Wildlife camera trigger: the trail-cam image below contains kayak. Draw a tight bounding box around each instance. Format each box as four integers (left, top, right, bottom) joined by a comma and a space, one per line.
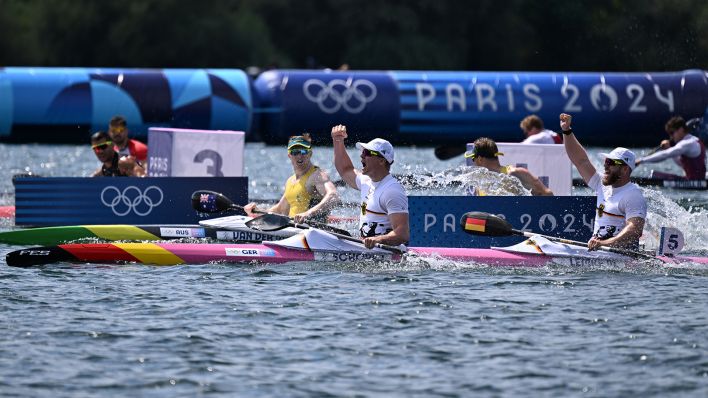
7, 229, 708, 268
0, 216, 298, 245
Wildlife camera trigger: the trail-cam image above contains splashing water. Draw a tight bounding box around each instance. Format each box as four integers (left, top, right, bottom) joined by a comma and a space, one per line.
399, 165, 530, 196
642, 188, 708, 252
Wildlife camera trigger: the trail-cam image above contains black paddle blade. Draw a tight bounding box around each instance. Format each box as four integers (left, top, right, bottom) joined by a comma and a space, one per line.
434, 145, 467, 160
191, 190, 232, 213
460, 211, 515, 237
245, 213, 293, 231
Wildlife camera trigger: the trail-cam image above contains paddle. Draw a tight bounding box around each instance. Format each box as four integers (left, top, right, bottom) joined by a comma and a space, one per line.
191, 190, 352, 237
245, 213, 406, 254
459, 211, 655, 259
434, 145, 467, 160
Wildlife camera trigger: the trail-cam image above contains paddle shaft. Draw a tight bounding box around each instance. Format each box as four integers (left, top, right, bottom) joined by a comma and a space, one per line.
513, 229, 654, 259
227, 203, 352, 236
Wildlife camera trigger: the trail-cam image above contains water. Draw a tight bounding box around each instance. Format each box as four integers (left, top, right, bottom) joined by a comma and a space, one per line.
1, 143, 707, 397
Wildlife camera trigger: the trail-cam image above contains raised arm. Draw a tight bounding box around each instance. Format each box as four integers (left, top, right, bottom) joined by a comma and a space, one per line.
560, 113, 597, 183
331, 124, 360, 188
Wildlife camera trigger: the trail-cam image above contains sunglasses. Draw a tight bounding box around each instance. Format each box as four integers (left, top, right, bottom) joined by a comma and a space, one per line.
91, 141, 113, 152
362, 148, 383, 158
288, 148, 311, 156
604, 158, 626, 167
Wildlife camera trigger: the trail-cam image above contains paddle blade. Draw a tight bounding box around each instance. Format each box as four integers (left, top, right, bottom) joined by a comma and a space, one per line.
191, 190, 232, 213
434, 145, 467, 160
460, 211, 515, 237
245, 213, 294, 231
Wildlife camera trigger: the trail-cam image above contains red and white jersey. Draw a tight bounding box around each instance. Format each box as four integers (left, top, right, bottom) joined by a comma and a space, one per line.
116, 139, 148, 163
521, 129, 561, 144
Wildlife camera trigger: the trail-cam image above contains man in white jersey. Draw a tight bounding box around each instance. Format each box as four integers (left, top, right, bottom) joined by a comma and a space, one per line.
560, 113, 647, 251
520, 114, 562, 144
635, 116, 706, 180
331, 125, 410, 249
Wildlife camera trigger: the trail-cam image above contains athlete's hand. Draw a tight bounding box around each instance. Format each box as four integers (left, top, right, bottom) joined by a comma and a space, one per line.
659, 139, 671, 149
331, 124, 348, 143
363, 236, 377, 249
293, 211, 311, 224
587, 237, 603, 251
559, 113, 572, 131
243, 202, 258, 217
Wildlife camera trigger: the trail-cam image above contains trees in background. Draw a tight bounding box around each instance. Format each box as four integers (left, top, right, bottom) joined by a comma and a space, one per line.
1, 0, 706, 71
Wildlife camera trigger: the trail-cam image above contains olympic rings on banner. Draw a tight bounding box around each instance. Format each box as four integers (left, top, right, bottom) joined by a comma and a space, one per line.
100, 185, 164, 216
303, 78, 377, 114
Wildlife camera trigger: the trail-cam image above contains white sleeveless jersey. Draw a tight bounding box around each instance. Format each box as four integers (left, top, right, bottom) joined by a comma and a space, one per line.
355, 174, 408, 237
587, 173, 647, 239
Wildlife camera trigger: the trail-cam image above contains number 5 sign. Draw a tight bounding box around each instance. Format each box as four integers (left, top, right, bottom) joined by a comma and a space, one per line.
658, 227, 685, 256
147, 128, 245, 177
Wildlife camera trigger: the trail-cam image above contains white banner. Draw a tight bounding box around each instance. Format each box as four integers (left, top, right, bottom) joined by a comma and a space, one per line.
148, 128, 245, 177
466, 143, 572, 196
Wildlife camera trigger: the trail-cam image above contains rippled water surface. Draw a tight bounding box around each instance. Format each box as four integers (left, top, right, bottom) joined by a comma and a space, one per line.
1, 143, 707, 397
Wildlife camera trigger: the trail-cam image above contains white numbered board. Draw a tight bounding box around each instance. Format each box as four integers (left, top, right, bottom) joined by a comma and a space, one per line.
466, 142, 572, 196
148, 128, 245, 177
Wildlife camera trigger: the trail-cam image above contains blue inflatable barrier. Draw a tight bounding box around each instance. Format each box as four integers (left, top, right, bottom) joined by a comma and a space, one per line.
255, 69, 708, 146
0, 67, 253, 142
2, 67, 707, 146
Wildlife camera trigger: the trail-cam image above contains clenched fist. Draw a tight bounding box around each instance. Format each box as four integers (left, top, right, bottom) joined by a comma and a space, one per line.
559, 113, 572, 131
331, 124, 348, 142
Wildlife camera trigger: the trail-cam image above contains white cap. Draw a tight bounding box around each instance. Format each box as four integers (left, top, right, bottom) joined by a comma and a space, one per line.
600, 147, 636, 170
356, 138, 394, 164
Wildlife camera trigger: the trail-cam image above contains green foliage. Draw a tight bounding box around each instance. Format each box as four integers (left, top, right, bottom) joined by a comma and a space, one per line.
0, 0, 705, 70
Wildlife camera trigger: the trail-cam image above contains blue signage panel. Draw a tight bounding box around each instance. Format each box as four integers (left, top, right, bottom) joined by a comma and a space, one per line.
408, 196, 596, 248
13, 177, 248, 226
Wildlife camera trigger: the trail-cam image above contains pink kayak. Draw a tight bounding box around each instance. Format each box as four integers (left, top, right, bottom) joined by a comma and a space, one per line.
6, 239, 707, 268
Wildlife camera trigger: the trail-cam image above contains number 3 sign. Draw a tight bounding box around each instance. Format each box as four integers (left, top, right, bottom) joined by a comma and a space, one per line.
147, 128, 245, 177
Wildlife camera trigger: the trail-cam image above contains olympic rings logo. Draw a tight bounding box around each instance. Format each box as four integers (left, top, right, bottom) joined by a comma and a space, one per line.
303, 78, 377, 114
100, 186, 164, 216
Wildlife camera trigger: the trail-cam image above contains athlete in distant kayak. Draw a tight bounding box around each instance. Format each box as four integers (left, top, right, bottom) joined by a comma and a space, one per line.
464, 137, 554, 196
519, 114, 562, 144
109, 115, 148, 165
560, 113, 647, 251
635, 116, 706, 180
90, 131, 127, 177
244, 134, 339, 223
331, 125, 410, 249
